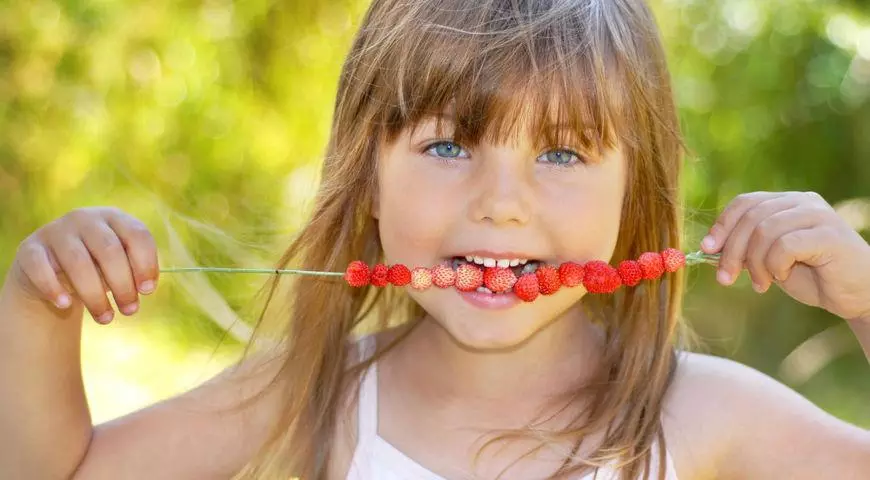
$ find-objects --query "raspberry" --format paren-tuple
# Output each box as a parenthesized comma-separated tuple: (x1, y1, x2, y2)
(583, 260, 622, 294)
(661, 248, 686, 273)
(483, 267, 517, 293)
(370, 263, 389, 287)
(344, 260, 370, 287)
(535, 264, 561, 295)
(558, 262, 584, 287)
(410, 267, 432, 290)
(431, 263, 455, 288)
(617, 260, 642, 287)
(387, 264, 411, 286)
(513, 273, 539, 302)
(637, 252, 665, 280)
(455, 263, 484, 292)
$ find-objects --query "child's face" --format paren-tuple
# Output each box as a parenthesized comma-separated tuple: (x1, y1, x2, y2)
(375, 113, 627, 349)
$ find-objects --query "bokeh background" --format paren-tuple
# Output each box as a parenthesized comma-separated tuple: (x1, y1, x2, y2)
(1, 0, 869, 426)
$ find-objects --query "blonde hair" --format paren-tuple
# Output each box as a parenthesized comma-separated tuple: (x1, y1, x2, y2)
(234, 0, 687, 478)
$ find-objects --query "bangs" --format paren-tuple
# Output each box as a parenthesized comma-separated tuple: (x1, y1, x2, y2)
(373, 0, 630, 156)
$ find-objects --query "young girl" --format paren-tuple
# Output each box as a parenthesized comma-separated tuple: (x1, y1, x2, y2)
(2, 0, 869, 479)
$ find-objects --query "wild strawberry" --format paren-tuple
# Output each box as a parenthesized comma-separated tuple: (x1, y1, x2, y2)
(513, 273, 539, 302)
(637, 252, 665, 280)
(431, 263, 455, 288)
(535, 264, 561, 295)
(387, 264, 411, 286)
(484, 267, 517, 293)
(370, 263, 389, 287)
(454, 263, 484, 292)
(558, 262, 584, 287)
(661, 248, 686, 273)
(583, 260, 622, 294)
(344, 260, 370, 287)
(410, 267, 432, 290)
(617, 260, 642, 287)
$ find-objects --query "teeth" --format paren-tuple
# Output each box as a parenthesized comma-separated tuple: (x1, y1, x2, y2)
(482, 257, 496, 267)
(466, 256, 474, 262)
(496, 259, 511, 268)
(519, 259, 528, 264)
(473, 256, 484, 265)
(509, 259, 519, 267)
(458, 256, 535, 269)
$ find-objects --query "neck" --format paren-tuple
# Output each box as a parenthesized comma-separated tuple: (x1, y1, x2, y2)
(394, 306, 605, 409)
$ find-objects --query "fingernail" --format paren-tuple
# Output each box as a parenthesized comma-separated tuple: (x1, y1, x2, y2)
(752, 282, 765, 293)
(55, 294, 71, 309)
(717, 269, 732, 285)
(97, 311, 114, 324)
(120, 302, 139, 316)
(139, 281, 155, 294)
(702, 235, 716, 250)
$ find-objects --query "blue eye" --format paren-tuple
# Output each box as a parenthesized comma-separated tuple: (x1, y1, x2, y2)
(425, 141, 468, 159)
(537, 148, 583, 167)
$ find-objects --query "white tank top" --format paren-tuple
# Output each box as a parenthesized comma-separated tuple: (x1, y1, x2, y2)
(346, 336, 680, 480)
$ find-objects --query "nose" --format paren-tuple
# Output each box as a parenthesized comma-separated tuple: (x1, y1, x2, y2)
(468, 156, 533, 226)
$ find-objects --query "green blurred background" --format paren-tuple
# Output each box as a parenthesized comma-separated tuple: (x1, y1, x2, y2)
(1, 0, 869, 426)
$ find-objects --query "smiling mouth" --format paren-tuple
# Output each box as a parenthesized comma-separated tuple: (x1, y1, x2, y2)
(450, 256, 542, 293)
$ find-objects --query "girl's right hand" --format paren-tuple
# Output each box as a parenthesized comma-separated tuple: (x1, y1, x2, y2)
(7, 207, 159, 324)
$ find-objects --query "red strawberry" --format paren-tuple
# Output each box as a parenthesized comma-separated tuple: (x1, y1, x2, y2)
(344, 260, 370, 287)
(661, 248, 686, 273)
(454, 263, 484, 292)
(637, 252, 665, 280)
(535, 264, 561, 295)
(483, 267, 517, 293)
(513, 273, 539, 302)
(370, 263, 389, 287)
(583, 260, 622, 294)
(558, 262, 584, 287)
(410, 267, 432, 290)
(431, 263, 455, 288)
(387, 264, 411, 286)
(617, 260, 642, 287)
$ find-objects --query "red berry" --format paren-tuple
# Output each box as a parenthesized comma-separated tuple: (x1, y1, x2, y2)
(410, 267, 432, 290)
(387, 264, 411, 286)
(535, 264, 561, 295)
(455, 263, 484, 292)
(558, 262, 584, 287)
(661, 248, 686, 273)
(370, 263, 389, 287)
(344, 260, 370, 287)
(483, 267, 517, 293)
(617, 260, 643, 287)
(513, 273, 539, 302)
(583, 260, 622, 294)
(431, 263, 456, 288)
(637, 252, 665, 280)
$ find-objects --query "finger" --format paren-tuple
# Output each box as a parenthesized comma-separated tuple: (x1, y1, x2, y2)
(702, 192, 787, 254)
(766, 228, 831, 283)
(717, 196, 801, 285)
(50, 238, 114, 324)
(16, 241, 73, 309)
(81, 222, 140, 316)
(745, 207, 824, 292)
(106, 211, 159, 295)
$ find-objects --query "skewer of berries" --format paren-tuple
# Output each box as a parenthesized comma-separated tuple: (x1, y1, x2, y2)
(342, 249, 719, 303)
(159, 250, 719, 304)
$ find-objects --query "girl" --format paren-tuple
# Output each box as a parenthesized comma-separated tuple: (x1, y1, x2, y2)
(2, 0, 869, 479)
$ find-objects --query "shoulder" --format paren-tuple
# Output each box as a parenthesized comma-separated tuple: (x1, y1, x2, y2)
(662, 350, 870, 480)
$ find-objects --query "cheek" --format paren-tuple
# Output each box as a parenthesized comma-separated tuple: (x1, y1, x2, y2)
(542, 168, 626, 262)
(377, 156, 461, 265)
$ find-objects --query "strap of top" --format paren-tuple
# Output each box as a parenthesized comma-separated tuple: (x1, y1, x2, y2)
(357, 335, 379, 441)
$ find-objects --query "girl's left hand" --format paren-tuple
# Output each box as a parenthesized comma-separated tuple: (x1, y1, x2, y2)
(702, 191, 870, 322)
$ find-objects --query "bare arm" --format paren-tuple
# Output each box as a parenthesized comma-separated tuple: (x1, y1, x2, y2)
(673, 352, 870, 480)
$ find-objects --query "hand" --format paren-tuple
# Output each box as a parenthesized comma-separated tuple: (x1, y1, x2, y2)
(7, 207, 159, 324)
(701, 191, 870, 322)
